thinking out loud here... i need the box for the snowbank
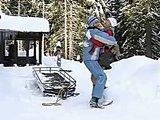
[0,56,160,120]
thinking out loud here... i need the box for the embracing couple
[83,15,118,109]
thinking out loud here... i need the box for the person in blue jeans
[83,15,117,108]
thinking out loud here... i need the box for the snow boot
[89,97,104,109]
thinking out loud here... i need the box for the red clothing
[89,30,113,53]
[106,29,113,36]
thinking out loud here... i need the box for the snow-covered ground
[0,56,160,120]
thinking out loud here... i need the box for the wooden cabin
[0,13,49,66]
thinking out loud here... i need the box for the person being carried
[83,15,117,108]
[101,17,121,62]
[90,17,120,69]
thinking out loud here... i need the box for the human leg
[84,60,107,99]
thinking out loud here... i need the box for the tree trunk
[145,22,152,58]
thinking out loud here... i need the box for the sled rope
[42,87,67,106]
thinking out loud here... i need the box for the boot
[89,97,104,109]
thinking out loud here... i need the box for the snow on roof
[0,13,50,32]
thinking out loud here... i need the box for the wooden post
[14,39,18,64]
[34,40,36,61]
[0,32,4,64]
[39,35,42,64]
[26,37,29,65]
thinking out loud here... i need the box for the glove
[83,41,89,47]
[86,30,91,39]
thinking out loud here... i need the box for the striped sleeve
[92,29,117,45]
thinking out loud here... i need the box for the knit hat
[107,17,118,27]
[87,15,100,26]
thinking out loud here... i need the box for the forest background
[0,0,159,60]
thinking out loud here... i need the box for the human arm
[90,29,117,46]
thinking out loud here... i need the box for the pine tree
[2,0,159,59]
[149,0,160,59]
[0,0,11,14]
[44,1,64,55]
[67,1,86,59]
[1,0,44,17]
[120,0,160,58]
[45,0,87,59]
[104,0,128,51]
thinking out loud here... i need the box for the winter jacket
[83,27,117,61]
[89,29,114,54]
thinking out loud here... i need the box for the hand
[86,30,91,39]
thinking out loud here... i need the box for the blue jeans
[84,60,107,99]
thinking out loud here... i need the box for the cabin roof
[0,13,50,33]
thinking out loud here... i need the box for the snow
[0,13,49,32]
[0,56,160,120]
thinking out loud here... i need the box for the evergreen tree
[149,0,160,59]
[120,0,160,58]
[45,0,87,59]
[104,0,128,51]
[0,0,11,14]
[1,0,159,59]
[44,0,68,56]
[1,0,45,17]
